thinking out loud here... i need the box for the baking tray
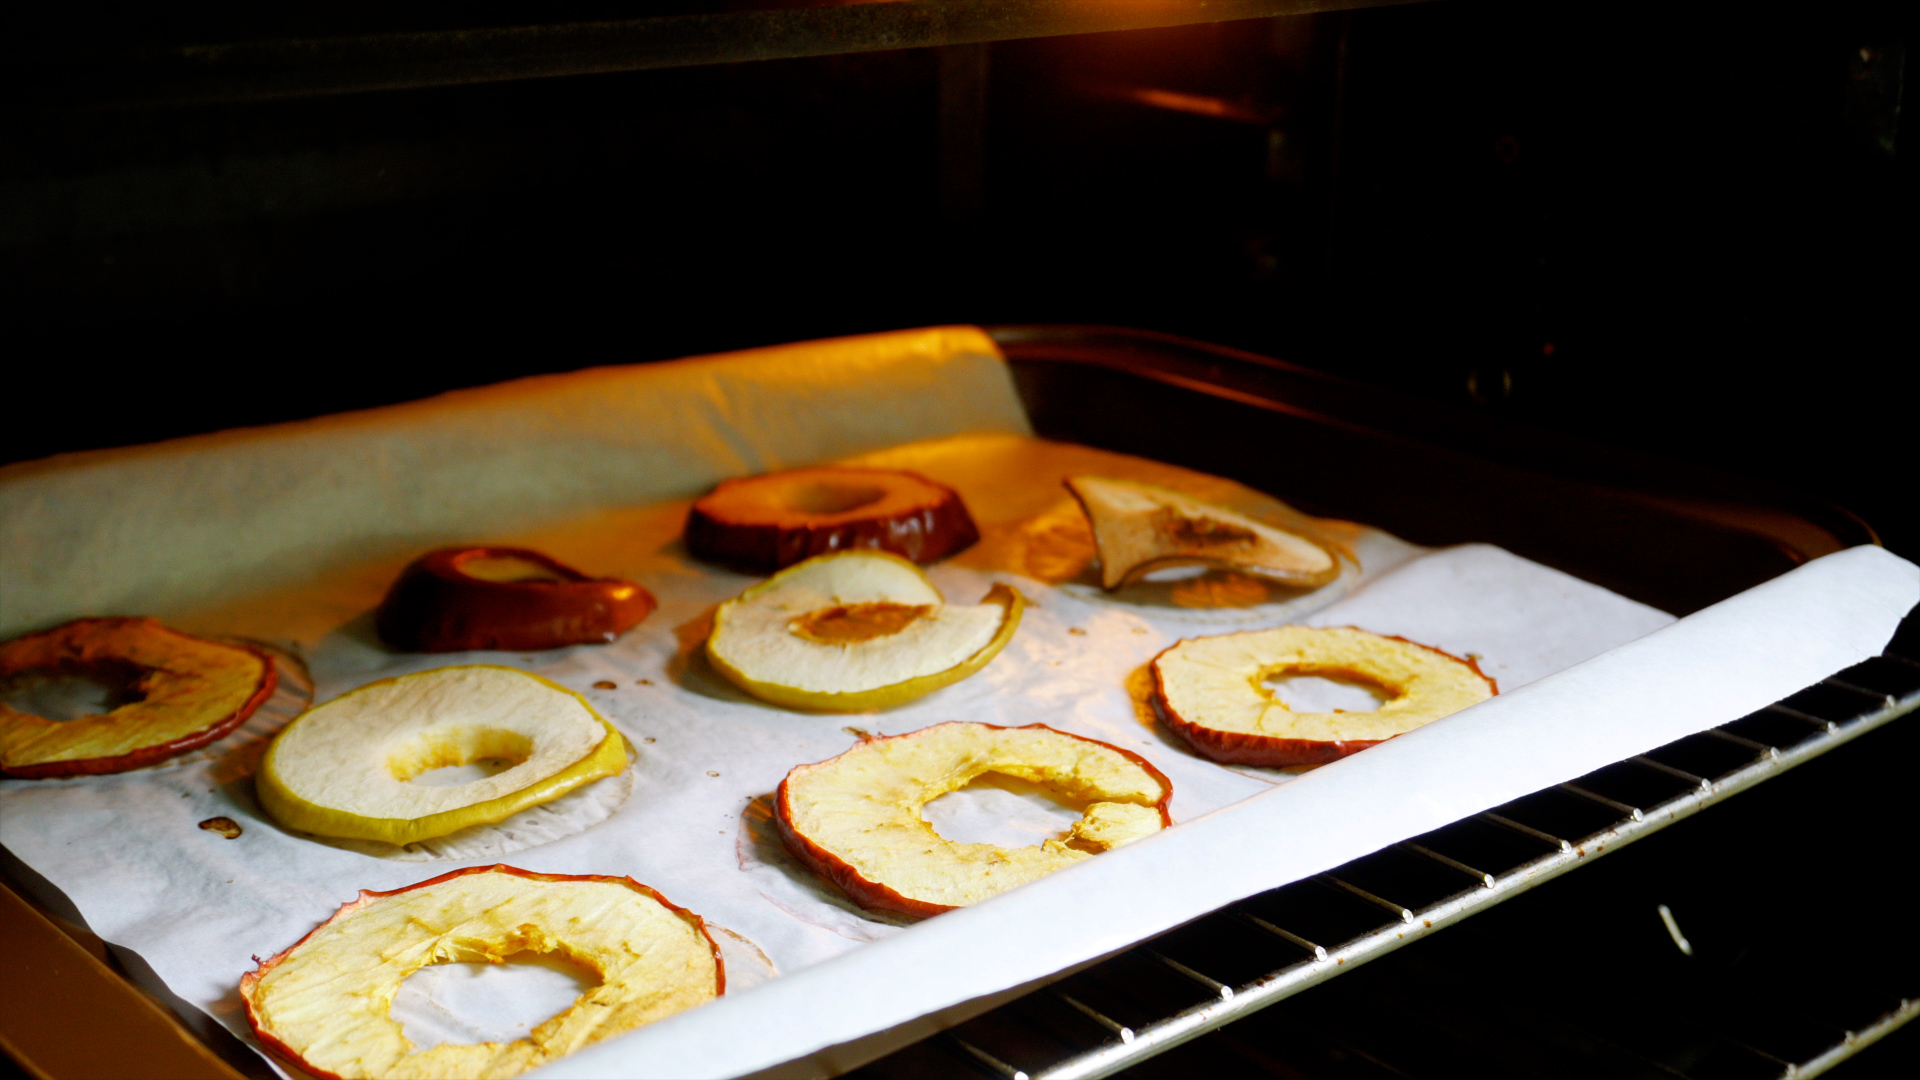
[0,325,1898,1080]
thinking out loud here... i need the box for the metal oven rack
[840,327,1915,1080]
[852,638,1920,1080]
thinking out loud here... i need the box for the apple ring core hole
[788,602,933,645]
[783,482,888,515]
[391,949,599,1049]
[388,728,535,784]
[455,554,572,584]
[921,772,1091,847]
[1259,667,1394,713]
[0,659,149,721]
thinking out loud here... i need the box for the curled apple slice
[258,665,629,846]
[242,865,722,1080]
[1065,476,1341,591]
[375,546,656,653]
[1153,626,1496,767]
[686,466,980,573]
[706,551,1023,712]
[776,722,1173,917]
[0,617,276,778]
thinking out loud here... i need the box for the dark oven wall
[2,0,1911,564]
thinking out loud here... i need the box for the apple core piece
[375,546,656,653]
[0,617,277,778]
[1153,625,1496,767]
[705,551,1024,712]
[258,665,630,846]
[1065,476,1341,591]
[241,865,722,1080]
[686,465,980,572]
[776,721,1174,917]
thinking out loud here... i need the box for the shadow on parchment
[734,794,914,942]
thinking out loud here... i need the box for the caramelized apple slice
[776,722,1173,917]
[375,546,655,653]
[241,865,721,1080]
[1064,476,1340,591]
[687,466,979,573]
[1153,625,1496,767]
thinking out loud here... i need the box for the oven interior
[2,1,1914,1076]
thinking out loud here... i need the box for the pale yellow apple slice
[242,865,721,1080]
[776,721,1173,917]
[1064,476,1341,591]
[1153,626,1496,767]
[706,551,1024,712]
[258,665,629,846]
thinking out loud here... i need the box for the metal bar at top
[1028,691,1919,1080]
[11,0,1431,113]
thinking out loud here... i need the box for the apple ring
[241,865,722,1080]
[375,546,656,653]
[1065,476,1341,591]
[1153,625,1496,767]
[776,721,1173,917]
[0,617,276,778]
[686,466,980,573]
[706,551,1023,712]
[258,665,630,846]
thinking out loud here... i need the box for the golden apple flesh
[241,865,721,1080]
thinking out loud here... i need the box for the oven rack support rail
[894,649,1920,1080]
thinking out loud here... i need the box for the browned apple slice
[241,864,722,1080]
[1064,476,1340,591]
[1153,625,1496,767]
[776,721,1172,917]
[0,617,277,778]
[686,466,979,573]
[375,546,656,653]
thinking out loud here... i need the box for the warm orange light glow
[1082,83,1279,126]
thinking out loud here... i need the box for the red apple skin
[774,722,1175,919]
[0,618,278,779]
[374,547,656,653]
[240,865,724,1080]
[685,469,979,573]
[1150,631,1497,768]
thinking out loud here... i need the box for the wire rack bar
[1028,682,1920,1080]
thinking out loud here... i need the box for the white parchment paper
[2,450,1912,1080]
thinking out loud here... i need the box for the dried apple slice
[706,551,1023,712]
[258,666,629,846]
[241,865,722,1080]
[1064,476,1341,591]
[375,546,656,653]
[776,722,1173,917]
[1153,626,1496,767]
[0,617,277,778]
[686,466,980,573]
